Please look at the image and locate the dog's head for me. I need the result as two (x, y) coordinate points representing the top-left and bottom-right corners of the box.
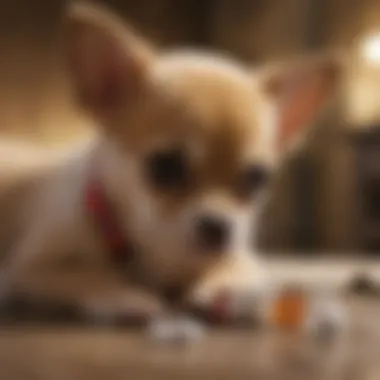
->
(64, 3), (342, 284)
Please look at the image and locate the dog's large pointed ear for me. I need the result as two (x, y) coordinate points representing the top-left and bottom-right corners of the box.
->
(260, 54), (343, 153)
(63, 2), (154, 117)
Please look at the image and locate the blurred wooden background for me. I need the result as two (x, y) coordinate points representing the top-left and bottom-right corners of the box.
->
(1, 0), (380, 252)
(1, 0), (378, 142)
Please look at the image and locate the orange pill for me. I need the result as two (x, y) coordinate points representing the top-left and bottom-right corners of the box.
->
(272, 288), (308, 330)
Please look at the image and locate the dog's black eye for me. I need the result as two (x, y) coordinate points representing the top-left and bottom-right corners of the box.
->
(238, 165), (270, 198)
(146, 149), (189, 190)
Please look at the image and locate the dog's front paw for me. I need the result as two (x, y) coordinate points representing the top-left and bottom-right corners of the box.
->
(84, 290), (166, 326)
(188, 254), (268, 323)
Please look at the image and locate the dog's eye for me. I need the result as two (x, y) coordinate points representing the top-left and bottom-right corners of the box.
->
(146, 149), (189, 190)
(238, 165), (270, 198)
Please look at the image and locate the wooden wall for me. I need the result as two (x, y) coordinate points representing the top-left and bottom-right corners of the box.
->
(0, 0), (361, 144)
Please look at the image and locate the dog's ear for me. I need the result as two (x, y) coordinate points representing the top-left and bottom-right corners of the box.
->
(260, 53), (343, 152)
(64, 2), (154, 117)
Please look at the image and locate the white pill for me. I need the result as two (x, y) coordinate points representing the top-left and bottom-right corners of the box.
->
(147, 315), (205, 345)
(305, 297), (347, 339)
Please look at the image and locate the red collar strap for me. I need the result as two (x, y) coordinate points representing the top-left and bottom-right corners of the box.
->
(85, 178), (135, 264)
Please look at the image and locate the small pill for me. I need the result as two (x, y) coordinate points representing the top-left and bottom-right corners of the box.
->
(306, 297), (347, 340)
(147, 315), (205, 345)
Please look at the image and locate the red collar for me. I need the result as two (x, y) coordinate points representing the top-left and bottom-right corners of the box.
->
(85, 178), (135, 264)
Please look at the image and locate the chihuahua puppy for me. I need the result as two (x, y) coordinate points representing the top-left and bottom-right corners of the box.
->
(0, 3), (342, 322)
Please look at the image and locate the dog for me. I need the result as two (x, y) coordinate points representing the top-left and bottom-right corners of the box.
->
(0, 2), (342, 323)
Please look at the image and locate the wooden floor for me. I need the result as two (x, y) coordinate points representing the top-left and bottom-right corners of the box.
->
(0, 260), (378, 380)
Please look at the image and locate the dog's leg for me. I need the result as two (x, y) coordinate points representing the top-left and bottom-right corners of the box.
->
(2, 268), (165, 323)
(0, 228), (165, 324)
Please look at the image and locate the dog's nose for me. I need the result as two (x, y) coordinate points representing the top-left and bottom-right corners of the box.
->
(195, 215), (230, 251)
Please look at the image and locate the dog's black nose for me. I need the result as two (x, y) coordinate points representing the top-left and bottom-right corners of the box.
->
(195, 215), (230, 250)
